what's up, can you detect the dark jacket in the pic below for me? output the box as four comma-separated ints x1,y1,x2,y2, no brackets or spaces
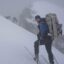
37,18,51,44
38,18,49,37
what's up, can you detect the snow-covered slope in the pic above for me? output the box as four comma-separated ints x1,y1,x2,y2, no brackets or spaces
53,36,64,53
0,16,64,64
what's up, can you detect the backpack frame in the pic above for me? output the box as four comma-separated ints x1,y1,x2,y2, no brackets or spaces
46,13,62,40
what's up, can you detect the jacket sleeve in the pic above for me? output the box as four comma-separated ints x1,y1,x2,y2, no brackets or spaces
37,25,41,40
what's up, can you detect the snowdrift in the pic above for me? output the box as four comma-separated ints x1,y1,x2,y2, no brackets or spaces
0,16,64,64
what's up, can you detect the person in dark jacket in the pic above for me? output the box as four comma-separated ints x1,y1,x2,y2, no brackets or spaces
34,15,54,64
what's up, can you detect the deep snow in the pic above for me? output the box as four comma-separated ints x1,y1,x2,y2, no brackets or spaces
0,16,64,64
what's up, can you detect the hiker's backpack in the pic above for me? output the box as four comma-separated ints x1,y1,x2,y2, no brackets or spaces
46,13,62,40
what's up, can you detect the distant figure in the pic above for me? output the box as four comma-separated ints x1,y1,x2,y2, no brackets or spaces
34,15,54,64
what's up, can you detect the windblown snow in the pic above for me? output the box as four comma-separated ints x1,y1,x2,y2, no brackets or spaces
0,16,64,64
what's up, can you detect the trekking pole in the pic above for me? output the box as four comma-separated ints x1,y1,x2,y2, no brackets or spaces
24,46,34,58
36,34,40,64
36,40,40,64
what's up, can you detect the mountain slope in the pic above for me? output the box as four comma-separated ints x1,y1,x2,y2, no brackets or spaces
0,16,64,64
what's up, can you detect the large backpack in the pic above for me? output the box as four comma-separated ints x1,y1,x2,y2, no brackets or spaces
46,13,62,40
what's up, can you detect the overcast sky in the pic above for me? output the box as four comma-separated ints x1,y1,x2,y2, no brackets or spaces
0,0,64,18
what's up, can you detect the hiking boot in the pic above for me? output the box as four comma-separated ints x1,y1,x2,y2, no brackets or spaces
34,57,37,61
34,54,39,61
50,62,54,64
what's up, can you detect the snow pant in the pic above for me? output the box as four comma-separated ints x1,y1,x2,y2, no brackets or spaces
34,39,54,64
